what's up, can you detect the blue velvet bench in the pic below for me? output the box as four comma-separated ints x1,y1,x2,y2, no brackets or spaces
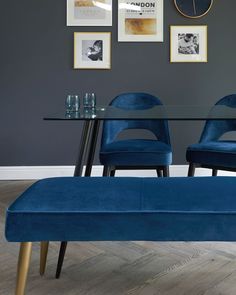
5,176,236,295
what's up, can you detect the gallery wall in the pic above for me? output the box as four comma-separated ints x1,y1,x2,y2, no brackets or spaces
0,0,236,166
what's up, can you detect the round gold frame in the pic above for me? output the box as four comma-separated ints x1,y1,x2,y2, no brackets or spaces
174,0,213,19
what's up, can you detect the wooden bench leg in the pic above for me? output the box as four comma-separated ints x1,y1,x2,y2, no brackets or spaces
40,242,49,276
16,242,32,295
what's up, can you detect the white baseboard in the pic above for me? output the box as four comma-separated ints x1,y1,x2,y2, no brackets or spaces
0,165,235,180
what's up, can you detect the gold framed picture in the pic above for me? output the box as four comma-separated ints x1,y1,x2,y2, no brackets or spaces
170,26,208,63
118,0,163,42
67,0,112,26
74,32,111,69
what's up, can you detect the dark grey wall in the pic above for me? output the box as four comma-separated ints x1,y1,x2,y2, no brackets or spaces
0,0,236,166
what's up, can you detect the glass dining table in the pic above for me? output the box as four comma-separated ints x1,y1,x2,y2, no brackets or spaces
44,104,236,178
44,104,236,278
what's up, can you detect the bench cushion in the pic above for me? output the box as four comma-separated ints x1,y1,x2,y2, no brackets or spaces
5,177,236,242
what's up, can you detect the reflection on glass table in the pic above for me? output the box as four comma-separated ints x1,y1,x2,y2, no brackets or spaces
45,105,236,121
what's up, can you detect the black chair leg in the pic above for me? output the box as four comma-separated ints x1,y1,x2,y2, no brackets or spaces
156,170,163,177
110,169,116,177
55,242,67,279
212,169,218,176
163,166,169,177
102,166,110,177
188,163,196,177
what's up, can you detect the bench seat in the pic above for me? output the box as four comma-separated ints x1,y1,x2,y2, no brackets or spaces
6,176,236,242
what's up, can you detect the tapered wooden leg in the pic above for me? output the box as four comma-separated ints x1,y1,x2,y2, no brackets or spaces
188,163,196,177
56,242,67,279
163,166,170,177
212,169,218,176
40,242,49,276
15,242,32,295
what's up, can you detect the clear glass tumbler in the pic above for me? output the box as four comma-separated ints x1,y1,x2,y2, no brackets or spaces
83,93,96,109
65,95,80,113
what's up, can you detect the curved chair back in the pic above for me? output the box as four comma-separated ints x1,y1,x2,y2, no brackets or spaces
101,93,171,148
200,94,236,143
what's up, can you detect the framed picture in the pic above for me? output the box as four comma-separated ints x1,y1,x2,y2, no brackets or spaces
67,0,112,26
74,32,111,69
118,0,163,42
170,26,207,63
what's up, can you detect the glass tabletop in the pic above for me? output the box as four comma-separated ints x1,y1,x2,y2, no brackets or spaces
44,105,236,121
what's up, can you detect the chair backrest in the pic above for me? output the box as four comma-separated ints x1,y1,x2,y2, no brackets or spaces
200,94,236,143
100,93,171,148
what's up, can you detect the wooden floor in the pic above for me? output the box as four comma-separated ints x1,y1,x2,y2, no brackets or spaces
1,181,236,295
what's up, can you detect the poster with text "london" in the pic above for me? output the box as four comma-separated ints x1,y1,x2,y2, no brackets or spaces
118,0,163,42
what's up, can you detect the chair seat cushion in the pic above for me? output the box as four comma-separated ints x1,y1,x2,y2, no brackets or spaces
5,177,236,242
186,140,236,168
100,139,172,166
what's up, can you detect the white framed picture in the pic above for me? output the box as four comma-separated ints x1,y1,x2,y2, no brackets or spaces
118,0,163,42
170,25,208,63
74,32,111,69
67,0,112,26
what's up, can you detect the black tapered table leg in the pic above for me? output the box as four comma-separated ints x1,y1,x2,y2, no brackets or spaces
56,242,68,279
55,120,94,279
74,120,93,177
84,120,101,177
55,120,100,279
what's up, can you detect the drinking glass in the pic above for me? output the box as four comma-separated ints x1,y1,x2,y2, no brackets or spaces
83,93,96,109
65,95,80,112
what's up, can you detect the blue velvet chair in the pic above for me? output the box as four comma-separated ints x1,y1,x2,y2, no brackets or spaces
186,94,236,176
99,93,172,177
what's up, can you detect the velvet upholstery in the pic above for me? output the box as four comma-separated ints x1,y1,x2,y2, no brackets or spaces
186,141,236,168
6,176,236,242
100,93,172,166
186,94,236,168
